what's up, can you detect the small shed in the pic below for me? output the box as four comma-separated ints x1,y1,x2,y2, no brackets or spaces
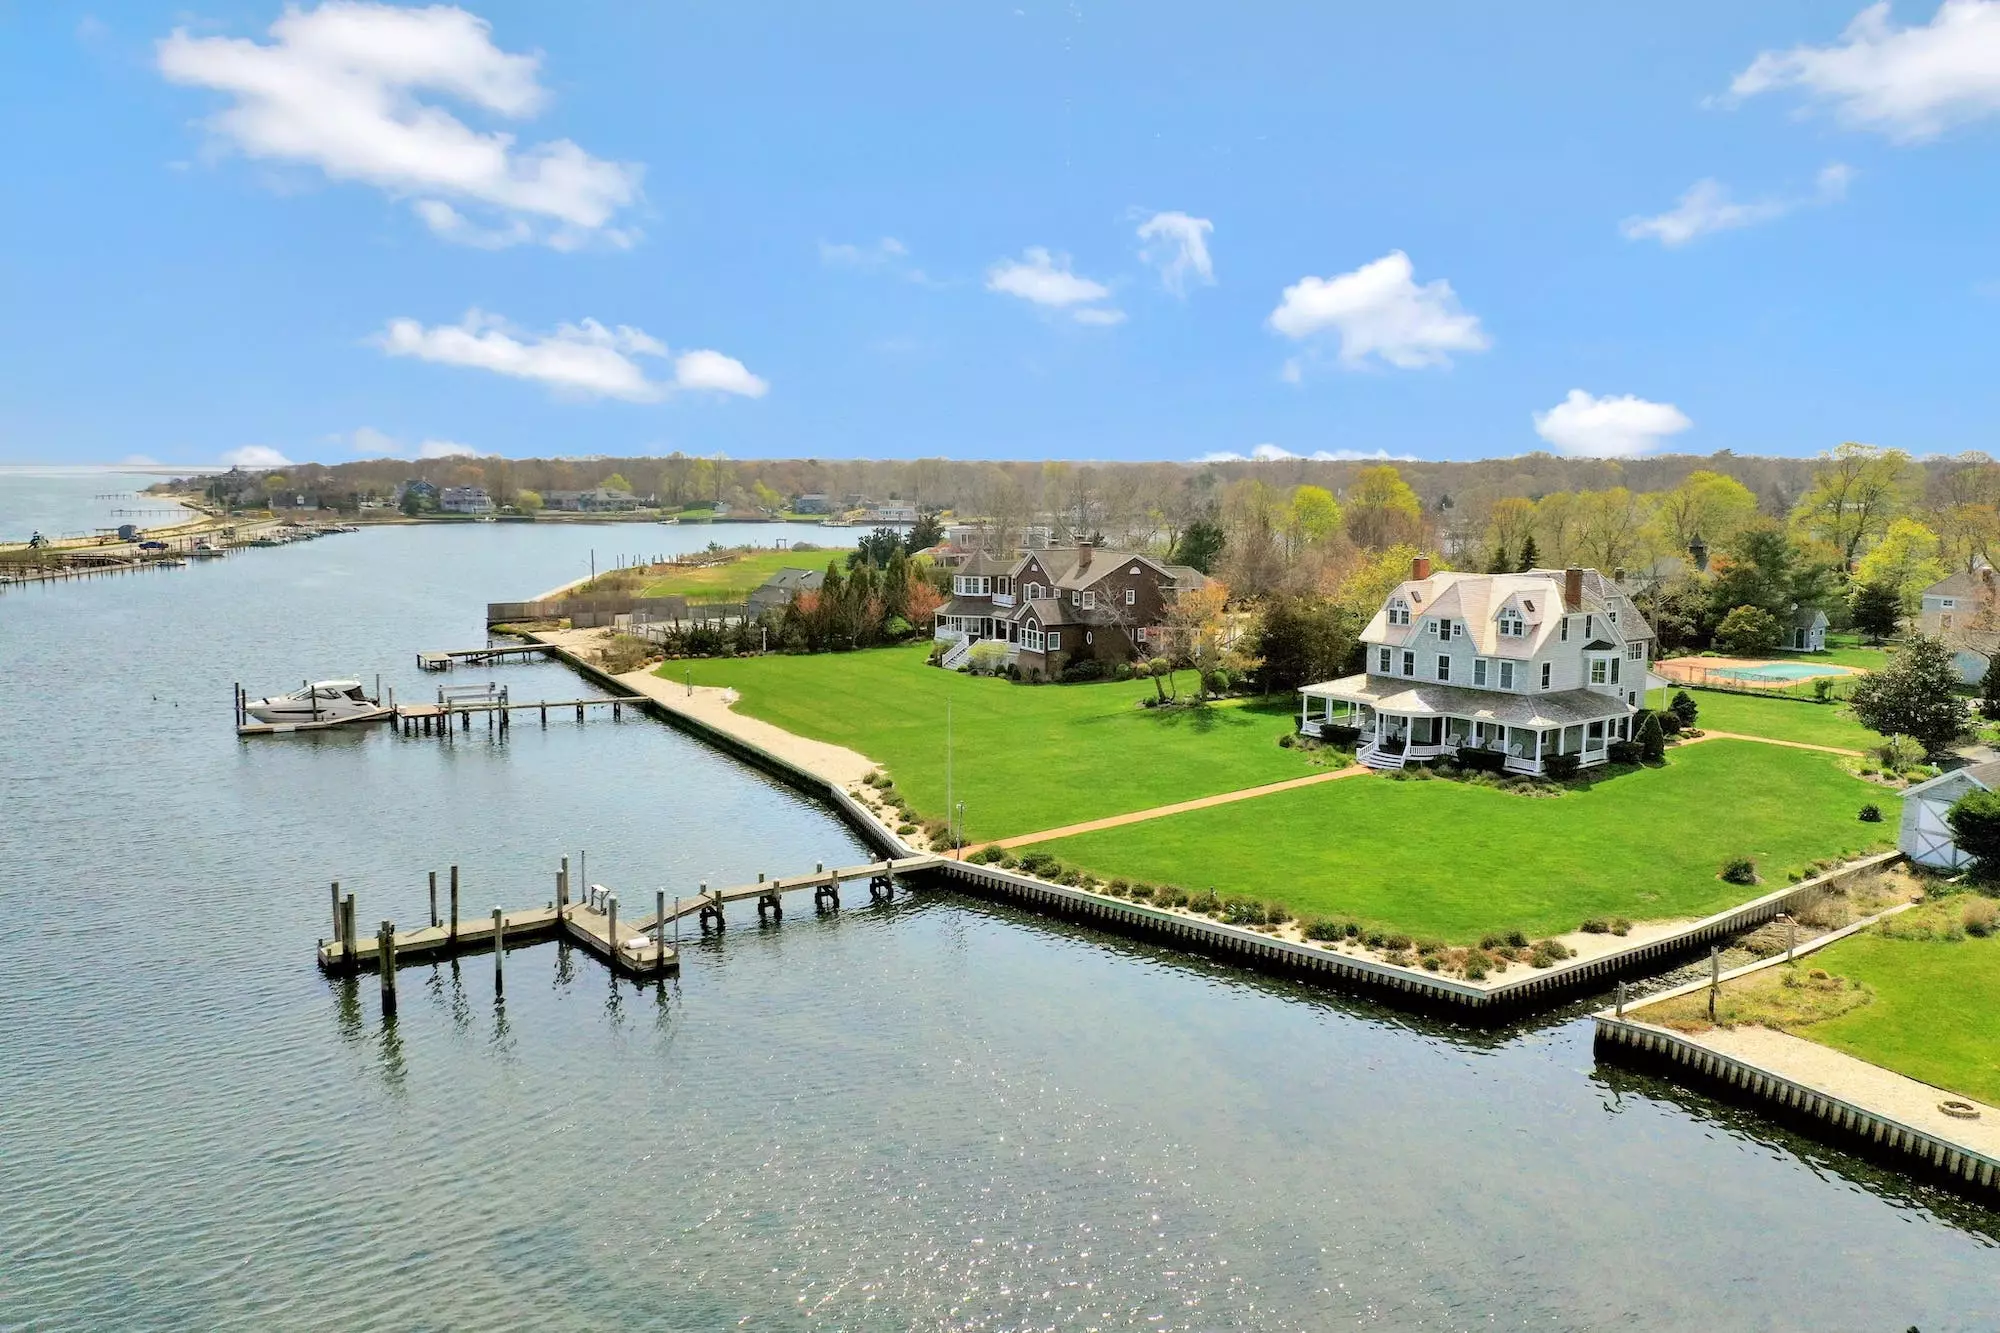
1898,759,2000,869
1787,606,1829,653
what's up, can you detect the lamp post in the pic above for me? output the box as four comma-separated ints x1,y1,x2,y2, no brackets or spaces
956,801,965,858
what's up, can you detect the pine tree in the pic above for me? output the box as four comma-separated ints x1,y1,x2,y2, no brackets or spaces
1516,536,1539,571
1981,656,2000,723
1636,710,1666,763
1485,543,1511,574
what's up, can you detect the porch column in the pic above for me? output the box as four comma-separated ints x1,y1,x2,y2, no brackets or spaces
1300,692,1309,731
1535,728,1544,770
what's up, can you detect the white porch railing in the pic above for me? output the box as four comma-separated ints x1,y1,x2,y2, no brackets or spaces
941,637,973,669
933,625,966,645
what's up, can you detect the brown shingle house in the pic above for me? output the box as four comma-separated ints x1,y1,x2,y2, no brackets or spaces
937,541,1206,677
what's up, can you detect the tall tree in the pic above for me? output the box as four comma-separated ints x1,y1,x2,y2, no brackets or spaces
1173,519,1226,573
1483,496,1536,568
1853,517,1947,613
1343,465,1424,550
1249,596,1359,693
1515,534,1540,571
1284,485,1343,555
1651,470,1757,555
1847,579,1903,643
1848,634,1967,756
1790,441,1917,568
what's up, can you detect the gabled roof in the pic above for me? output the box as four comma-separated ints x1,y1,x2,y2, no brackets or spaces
1924,567,1997,601
1792,606,1830,629
1903,760,2000,801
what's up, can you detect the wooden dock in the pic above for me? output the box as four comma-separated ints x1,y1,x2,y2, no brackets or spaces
393,693,645,735
417,643,558,671
315,855,944,1013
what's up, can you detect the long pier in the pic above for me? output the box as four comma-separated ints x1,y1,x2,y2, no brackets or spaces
315,856,942,1013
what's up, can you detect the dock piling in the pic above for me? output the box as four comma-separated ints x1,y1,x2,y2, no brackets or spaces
1708,946,1721,1021
607,894,619,967
329,881,342,939
378,921,398,1017
493,907,505,995
448,870,460,945
428,871,439,929
656,890,667,958
340,894,358,974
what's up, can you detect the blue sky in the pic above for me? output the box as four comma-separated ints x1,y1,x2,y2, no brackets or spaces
2,1,1997,468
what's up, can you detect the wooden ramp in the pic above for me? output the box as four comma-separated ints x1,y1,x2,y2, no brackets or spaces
630,856,945,932
417,643,558,671
318,900,675,981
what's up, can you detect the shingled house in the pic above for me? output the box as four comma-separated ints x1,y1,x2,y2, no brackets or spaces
1298,558,1653,773
936,541,1206,676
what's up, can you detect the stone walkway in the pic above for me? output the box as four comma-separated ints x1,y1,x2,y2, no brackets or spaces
977,765,1370,851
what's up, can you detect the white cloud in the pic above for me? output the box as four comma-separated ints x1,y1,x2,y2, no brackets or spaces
1724,1,2000,141
1621,163,1854,246
157,2,642,249
222,445,293,468
1532,390,1693,458
671,349,769,398
1194,443,1418,463
1268,251,1489,370
347,425,398,454
1135,211,1215,295
986,246,1123,324
373,309,765,401
818,236,930,284
417,439,481,458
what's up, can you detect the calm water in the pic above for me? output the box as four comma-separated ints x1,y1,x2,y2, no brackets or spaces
0,467,194,543
0,489,1995,1331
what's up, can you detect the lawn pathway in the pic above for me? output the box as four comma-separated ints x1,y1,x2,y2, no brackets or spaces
1681,731,1864,757
977,764,1370,851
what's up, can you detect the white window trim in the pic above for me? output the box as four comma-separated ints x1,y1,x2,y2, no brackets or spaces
1402,650,1416,677
1473,658,1489,687
1048,631,1061,651
1540,662,1552,690
1498,661,1516,690
1125,587,1136,606
1082,590,1095,610
1378,647,1392,673
1436,654,1451,682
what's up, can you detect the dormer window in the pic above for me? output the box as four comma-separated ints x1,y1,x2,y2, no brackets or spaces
1498,611,1525,637
1387,597,1411,627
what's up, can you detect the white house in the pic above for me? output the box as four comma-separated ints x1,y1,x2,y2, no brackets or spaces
1899,760,2000,869
439,486,494,514
1298,559,1653,773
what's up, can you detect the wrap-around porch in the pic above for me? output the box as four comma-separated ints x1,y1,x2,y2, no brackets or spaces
1297,675,1633,774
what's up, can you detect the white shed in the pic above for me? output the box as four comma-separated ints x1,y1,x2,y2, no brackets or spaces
1786,606,1829,653
1898,760,2000,869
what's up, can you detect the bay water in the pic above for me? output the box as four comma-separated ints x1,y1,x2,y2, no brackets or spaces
1,483,1994,1330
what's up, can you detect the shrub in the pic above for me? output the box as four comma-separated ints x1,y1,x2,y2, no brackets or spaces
1422,955,1442,971
1222,898,1267,926
1060,657,1107,683
1190,888,1221,915
1462,951,1491,981
1108,878,1130,895
1479,933,1503,951
1364,929,1386,948
1858,803,1882,823
1610,917,1632,936
1607,740,1643,766
896,823,917,835
1668,690,1699,731
1947,788,2000,883
1877,734,1924,772
1716,604,1781,656
1263,901,1292,924
1505,930,1529,949
1017,850,1060,876
1657,711,1683,737
1812,677,1835,703
1636,711,1666,763
1304,917,1344,941
1544,753,1581,781
1383,933,1412,951
1457,748,1507,773
1416,939,1445,956
1324,724,1364,746
1965,897,1998,937
1580,918,1609,934
1157,885,1190,908
1128,882,1155,900
1278,733,1296,748
1721,856,1758,886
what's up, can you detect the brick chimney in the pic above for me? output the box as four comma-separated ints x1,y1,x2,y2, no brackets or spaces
1411,554,1432,581
1076,539,1093,571
1564,566,1584,611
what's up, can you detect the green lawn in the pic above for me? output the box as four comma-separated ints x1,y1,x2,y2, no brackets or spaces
1033,741,1897,942
637,548,850,602
1648,686,1882,751
1780,635,1895,671
671,645,1331,838
1794,911,2000,1107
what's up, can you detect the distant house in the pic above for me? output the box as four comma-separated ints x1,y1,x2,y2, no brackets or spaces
1918,567,1999,684
747,567,825,614
868,502,918,524
1899,760,2000,869
544,487,643,513
794,494,832,514
936,541,1206,677
1786,606,1829,653
397,479,439,506
1299,560,1653,774
439,486,494,515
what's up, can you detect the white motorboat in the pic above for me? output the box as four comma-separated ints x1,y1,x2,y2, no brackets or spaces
189,541,226,558
243,680,382,725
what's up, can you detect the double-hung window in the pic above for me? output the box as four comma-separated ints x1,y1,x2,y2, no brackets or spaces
1124,587,1135,605
1499,612,1524,637
1378,646,1392,673
1560,617,1570,643
1626,644,1642,661
1473,658,1489,687
1048,631,1061,651
1402,650,1415,677
1590,658,1608,685
1436,655,1451,682
1540,662,1552,690
1082,590,1095,610
1498,661,1516,690
1610,658,1621,684
1387,598,1411,627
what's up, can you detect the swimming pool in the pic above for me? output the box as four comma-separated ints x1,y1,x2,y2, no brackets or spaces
1708,661,1860,683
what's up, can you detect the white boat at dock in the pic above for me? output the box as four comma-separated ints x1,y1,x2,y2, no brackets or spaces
243,680,384,726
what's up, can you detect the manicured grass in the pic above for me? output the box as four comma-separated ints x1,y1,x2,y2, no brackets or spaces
671,646,1334,839
1648,686,1881,751
638,548,850,602
1792,901,2000,1107
1034,741,1897,942
1780,636,1895,671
